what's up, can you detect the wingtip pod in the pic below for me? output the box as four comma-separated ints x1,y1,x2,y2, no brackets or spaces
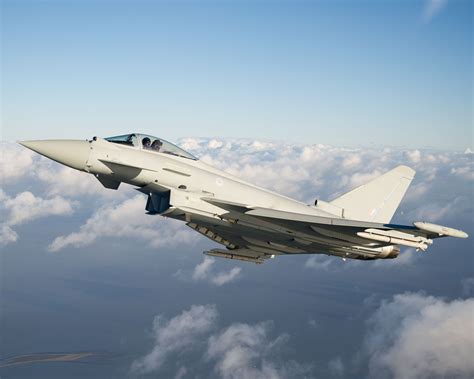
414,222,469,239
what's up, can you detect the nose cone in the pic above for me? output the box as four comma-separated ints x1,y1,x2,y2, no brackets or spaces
19,140,91,171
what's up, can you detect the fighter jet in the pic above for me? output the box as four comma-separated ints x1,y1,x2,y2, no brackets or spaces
20,133,468,264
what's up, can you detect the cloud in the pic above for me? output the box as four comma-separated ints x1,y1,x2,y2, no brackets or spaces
305,255,336,271
3,191,75,226
0,190,75,246
48,195,198,252
450,166,474,181
131,304,218,375
0,224,18,246
411,196,467,222
174,366,187,379
0,143,34,182
190,256,242,286
363,292,474,379
328,357,345,377
211,267,242,286
422,0,449,23
405,149,422,164
132,304,311,377
192,256,215,280
207,322,309,379
373,248,418,267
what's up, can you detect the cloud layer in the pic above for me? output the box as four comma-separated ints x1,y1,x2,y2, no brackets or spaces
363,292,474,379
2,138,471,258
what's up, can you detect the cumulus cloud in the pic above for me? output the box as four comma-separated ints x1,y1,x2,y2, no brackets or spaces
48,195,198,252
3,191,74,226
131,304,218,374
405,149,422,164
190,256,242,286
0,143,34,182
178,137,471,210
0,190,75,246
0,224,18,246
450,166,474,181
211,267,242,286
411,196,467,222
206,321,308,379
131,305,310,377
363,292,474,379
192,256,215,280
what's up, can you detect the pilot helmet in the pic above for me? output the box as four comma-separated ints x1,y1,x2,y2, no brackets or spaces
142,137,151,147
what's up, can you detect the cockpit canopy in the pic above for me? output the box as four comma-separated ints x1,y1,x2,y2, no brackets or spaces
104,133,197,160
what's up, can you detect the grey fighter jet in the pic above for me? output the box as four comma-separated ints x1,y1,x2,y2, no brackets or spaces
20,133,468,264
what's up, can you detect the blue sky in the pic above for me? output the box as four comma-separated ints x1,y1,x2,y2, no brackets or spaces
2,0,472,150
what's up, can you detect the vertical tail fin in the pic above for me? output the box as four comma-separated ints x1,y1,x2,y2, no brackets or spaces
330,165,415,223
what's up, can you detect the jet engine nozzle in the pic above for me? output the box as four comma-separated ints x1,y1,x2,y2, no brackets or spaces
19,139,91,171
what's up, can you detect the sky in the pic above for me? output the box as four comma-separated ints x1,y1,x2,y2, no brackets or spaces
1,0,472,150
1,1,474,378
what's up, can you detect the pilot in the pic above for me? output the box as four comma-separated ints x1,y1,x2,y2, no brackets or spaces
151,139,163,152
142,137,151,149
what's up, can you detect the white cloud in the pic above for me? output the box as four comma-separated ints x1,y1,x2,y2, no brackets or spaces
36,164,105,197
363,292,474,379
207,321,308,379
422,0,449,23
211,267,242,286
190,256,242,286
411,196,466,222
3,191,75,226
208,139,224,149
342,154,362,169
132,304,310,377
0,190,75,247
0,143,34,182
48,195,198,252
192,256,215,280
131,304,218,375
0,224,18,246
405,149,422,164
450,166,474,181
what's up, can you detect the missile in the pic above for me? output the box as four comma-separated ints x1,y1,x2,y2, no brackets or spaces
357,231,429,251
204,249,269,264
414,222,469,238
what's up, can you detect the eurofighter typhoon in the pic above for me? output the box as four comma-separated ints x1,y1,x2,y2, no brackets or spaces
20,134,468,264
